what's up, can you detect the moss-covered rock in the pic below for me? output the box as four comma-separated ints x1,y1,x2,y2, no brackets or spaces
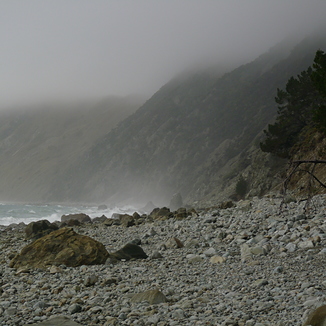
9,227,109,270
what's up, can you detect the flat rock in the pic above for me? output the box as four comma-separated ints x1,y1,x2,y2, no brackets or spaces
130,289,167,304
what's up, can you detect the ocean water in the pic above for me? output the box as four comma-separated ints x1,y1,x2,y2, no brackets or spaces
0,202,136,226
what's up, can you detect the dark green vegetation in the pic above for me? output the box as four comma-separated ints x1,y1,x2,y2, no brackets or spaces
0,31,325,205
235,176,248,200
260,50,326,158
311,50,326,133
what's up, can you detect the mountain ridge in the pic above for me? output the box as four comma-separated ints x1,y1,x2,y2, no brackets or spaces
53,31,326,206
1,31,326,206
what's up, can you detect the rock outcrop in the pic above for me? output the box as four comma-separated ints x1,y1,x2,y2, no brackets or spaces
9,227,109,270
25,219,59,241
61,213,92,224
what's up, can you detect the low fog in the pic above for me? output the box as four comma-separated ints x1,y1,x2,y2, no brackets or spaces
1,0,326,108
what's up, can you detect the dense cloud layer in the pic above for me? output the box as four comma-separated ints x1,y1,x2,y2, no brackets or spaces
1,0,325,108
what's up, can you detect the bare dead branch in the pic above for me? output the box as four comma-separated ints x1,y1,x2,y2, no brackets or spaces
280,159,326,215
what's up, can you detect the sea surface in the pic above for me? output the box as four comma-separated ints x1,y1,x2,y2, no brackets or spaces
0,202,136,226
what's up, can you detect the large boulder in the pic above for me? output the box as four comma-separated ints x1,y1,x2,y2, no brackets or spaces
61,213,92,224
119,214,135,227
25,219,59,241
9,227,109,270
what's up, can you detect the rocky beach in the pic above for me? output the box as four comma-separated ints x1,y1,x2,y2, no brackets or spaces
1,194,326,326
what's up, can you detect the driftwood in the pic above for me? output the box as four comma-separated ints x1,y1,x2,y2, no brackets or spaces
281,160,326,214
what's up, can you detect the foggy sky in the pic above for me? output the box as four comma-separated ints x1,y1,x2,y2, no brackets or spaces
1,0,326,108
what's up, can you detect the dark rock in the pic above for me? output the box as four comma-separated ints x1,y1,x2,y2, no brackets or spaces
61,213,92,224
110,213,136,226
135,217,145,225
188,208,199,216
9,227,109,270
169,192,183,211
25,220,59,241
219,201,235,209
149,207,172,220
65,219,81,227
109,243,148,261
133,212,141,219
103,218,120,226
97,204,108,210
175,207,188,219
92,215,108,223
119,214,135,227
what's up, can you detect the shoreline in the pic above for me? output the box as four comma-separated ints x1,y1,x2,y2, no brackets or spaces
0,194,326,325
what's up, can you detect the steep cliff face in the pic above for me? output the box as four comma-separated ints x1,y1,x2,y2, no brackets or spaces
56,32,326,205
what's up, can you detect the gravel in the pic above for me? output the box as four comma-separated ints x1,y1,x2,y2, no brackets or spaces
0,194,326,325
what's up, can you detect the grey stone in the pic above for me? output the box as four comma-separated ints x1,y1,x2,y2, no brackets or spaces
203,247,216,257
27,316,82,326
285,242,296,253
68,303,82,314
84,274,98,286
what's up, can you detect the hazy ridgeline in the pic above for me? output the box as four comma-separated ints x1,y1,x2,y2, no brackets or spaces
0,30,326,207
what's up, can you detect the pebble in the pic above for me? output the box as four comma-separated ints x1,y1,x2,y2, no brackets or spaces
0,194,326,325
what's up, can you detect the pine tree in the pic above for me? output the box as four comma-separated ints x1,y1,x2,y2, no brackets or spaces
311,50,326,133
260,50,326,158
